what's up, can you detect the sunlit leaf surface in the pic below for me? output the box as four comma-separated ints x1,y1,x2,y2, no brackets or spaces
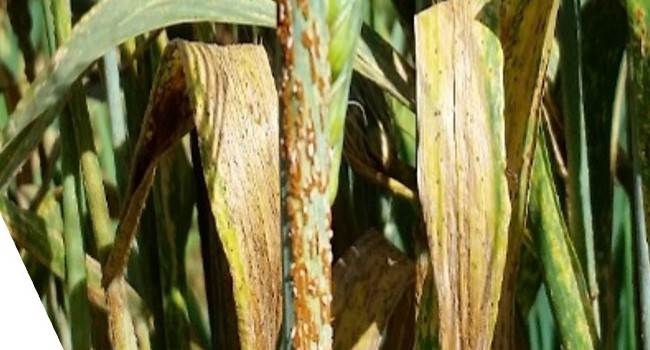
415,2,510,348
102,40,281,349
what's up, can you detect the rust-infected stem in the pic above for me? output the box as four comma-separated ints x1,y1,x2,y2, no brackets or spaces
278,0,334,348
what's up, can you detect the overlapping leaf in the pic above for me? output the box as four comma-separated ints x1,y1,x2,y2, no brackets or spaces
494,0,560,344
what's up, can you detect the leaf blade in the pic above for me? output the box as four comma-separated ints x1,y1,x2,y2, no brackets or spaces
415,3,510,348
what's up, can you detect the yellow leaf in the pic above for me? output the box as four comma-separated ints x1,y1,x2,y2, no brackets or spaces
415,2,510,348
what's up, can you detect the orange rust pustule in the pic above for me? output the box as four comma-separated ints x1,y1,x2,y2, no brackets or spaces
278,0,334,348
297,0,309,18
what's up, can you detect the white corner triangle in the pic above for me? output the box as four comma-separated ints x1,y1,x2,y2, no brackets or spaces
0,214,63,349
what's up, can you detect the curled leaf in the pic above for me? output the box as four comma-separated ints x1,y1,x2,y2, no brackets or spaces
103,40,281,349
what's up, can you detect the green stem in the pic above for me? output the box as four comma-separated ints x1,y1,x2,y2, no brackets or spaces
51,0,114,266
49,0,92,348
60,110,92,350
103,48,125,190
50,1,132,348
69,87,115,261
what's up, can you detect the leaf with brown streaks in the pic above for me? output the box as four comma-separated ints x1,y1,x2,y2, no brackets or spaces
103,44,195,285
189,43,281,350
332,230,414,350
415,1,510,349
102,40,281,349
494,0,560,345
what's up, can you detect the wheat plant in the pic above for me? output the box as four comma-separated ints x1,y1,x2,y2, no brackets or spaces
0,0,647,349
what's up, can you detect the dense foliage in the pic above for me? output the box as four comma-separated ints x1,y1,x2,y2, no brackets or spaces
0,0,648,349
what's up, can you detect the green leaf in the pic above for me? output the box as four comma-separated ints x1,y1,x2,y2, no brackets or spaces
151,144,196,350
355,26,415,112
325,0,365,203
580,0,627,344
0,196,65,278
528,131,597,349
557,0,600,333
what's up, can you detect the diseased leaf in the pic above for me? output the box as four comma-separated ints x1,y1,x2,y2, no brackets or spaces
191,43,281,350
0,0,276,193
415,2,510,348
102,41,281,349
102,43,196,284
494,0,560,345
382,287,416,349
499,0,560,181
414,249,438,349
332,231,414,350
528,132,597,349
0,0,414,196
